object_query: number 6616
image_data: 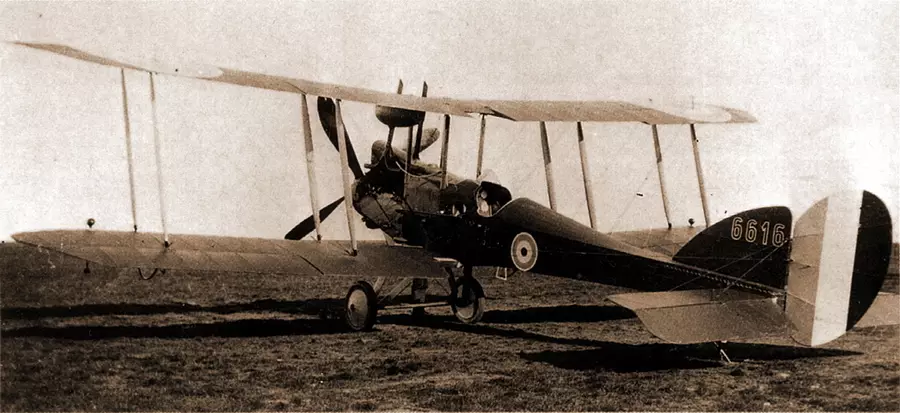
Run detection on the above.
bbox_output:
[730,217,786,247]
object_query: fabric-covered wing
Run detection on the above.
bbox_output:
[11,230,449,278]
[9,41,755,124]
[607,226,702,258]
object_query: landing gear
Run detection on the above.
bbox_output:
[450,267,485,324]
[340,264,487,331]
[345,281,378,331]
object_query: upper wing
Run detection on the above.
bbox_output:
[11,230,451,278]
[9,41,755,124]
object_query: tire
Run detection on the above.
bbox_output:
[345,280,378,331]
[451,276,486,324]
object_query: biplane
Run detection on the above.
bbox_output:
[7,41,896,350]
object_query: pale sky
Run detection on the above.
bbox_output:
[1,1,897,242]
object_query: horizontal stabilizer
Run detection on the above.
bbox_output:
[608,289,788,344]
[853,293,900,328]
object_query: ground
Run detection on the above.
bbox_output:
[1,243,898,411]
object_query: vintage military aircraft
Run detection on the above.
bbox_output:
[7,41,896,349]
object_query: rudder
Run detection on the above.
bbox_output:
[786,190,893,346]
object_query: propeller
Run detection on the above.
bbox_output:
[284,197,344,240]
[317,97,364,180]
[284,98,364,241]
[284,86,439,241]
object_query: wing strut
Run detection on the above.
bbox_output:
[539,121,557,211]
[576,122,597,229]
[119,69,139,232]
[299,93,322,241]
[651,124,672,229]
[689,124,711,228]
[334,99,358,254]
[439,114,451,189]
[149,73,170,247]
[476,114,487,178]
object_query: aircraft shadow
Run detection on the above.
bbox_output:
[2,318,346,340]
[0,298,344,320]
[1,298,348,340]
[481,304,635,324]
[520,343,860,373]
[382,316,861,372]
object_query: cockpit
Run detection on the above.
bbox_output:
[439,179,511,218]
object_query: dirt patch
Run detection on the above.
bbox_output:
[1,243,898,411]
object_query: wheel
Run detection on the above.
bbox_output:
[450,275,486,324]
[345,281,378,331]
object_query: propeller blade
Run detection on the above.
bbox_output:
[383,79,405,157]
[284,197,345,240]
[316,97,364,179]
[417,128,441,153]
[405,127,440,154]
[413,81,428,159]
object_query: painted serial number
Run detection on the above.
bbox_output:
[730,217,786,247]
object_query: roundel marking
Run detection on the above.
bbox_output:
[510,232,538,272]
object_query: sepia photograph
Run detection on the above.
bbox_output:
[1,1,897,411]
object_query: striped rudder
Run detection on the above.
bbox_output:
[786,191,893,346]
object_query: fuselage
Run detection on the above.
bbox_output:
[349,140,781,296]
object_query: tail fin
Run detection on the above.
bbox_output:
[786,191,893,346]
[673,206,793,289]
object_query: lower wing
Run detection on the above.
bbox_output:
[11,230,450,279]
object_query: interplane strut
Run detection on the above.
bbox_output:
[299,94,322,241]
[539,121,557,211]
[576,122,597,229]
[334,99,358,254]
[651,124,672,229]
[690,124,711,227]
[119,69,139,232]
[149,73,170,247]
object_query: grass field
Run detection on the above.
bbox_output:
[1,242,898,411]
